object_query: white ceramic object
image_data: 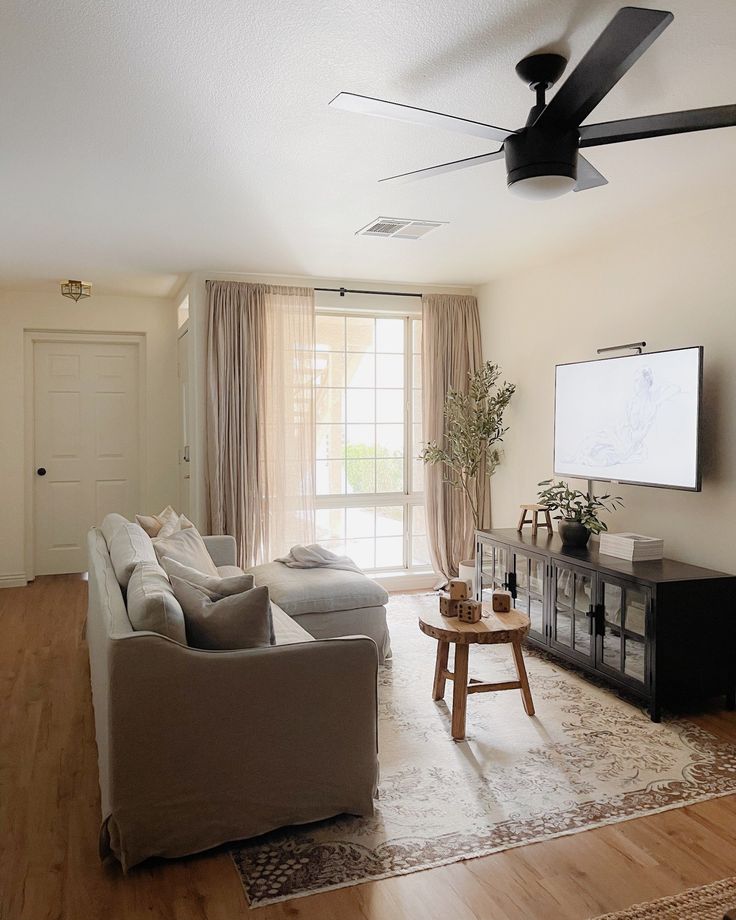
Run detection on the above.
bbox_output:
[458,559,477,598]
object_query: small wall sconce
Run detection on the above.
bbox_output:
[60,280,92,301]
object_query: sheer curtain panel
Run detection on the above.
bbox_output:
[421,293,486,582]
[205,281,315,566]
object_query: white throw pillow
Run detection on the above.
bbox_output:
[152,527,219,577]
[169,576,274,650]
[126,562,187,644]
[135,506,194,539]
[159,556,254,596]
[108,522,158,589]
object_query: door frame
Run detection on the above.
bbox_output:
[23,330,147,582]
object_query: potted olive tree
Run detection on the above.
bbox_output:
[421,362,515,585]
[537,479,623,547]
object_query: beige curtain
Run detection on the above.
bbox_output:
[422,293,486,582]
[206,281,315,566]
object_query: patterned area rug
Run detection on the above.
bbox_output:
[231,594,736,907]
[592,876,736,919]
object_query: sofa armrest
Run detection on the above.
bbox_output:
[202,534,237,567]
[105,633,379,869]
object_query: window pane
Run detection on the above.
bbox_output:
[412,389,422,424]
[346,316,375,352]
[316,388,344,424]
[376,318,404,353]
[412,319,422,354]
[375,536,403,567]
[316,424,345,459]
[346,506,375,539]
[411,534,431,567]
[346,424,375,457]
[347,389,375,423]
[316,459,345,495]
[315,351,344,388]
[321,538,346,555]
[376,389,403,423]
[412,504,426,536]
[376,505,403,536]
[412,354,422,386]
[347,352,375,388]
[347,538,375,570]
[346,458,375,493]
[376,354,404,388]
[316,508,345,542]
[412,458,424,493]
[376,458,403,493]
[376,423,403,458]
[315,314,345,352]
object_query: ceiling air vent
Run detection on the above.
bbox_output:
[356,217,447,240]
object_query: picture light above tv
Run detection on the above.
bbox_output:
[553,346,703,492]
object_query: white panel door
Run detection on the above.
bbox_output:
[177,331,191,517]
[34,340,140,575]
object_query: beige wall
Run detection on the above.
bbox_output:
[476,208,736,574]
[0,291,179,584]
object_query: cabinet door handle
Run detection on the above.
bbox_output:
[587,605,596,634]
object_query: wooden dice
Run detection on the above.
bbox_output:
[491,590,512,613]
[439,593,458,617]
[448,579,469,600]
[457,599,482,623]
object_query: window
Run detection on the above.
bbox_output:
[314,311,429,572]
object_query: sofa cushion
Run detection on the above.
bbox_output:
[160,556,254,596]
[247,562,388,617]
[126,562,187,644]
[108,522,157,589]
[100,513,130,549]
[271,603,313,646]
[136,506,195,539]
[217,565,244,579]
[170,576,274,650]
[153,527,219,577]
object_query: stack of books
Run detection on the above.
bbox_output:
[599,532,664,561]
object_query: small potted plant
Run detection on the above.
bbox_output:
[537,479,623,548]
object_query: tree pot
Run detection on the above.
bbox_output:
[558,520,591,548]
[458,559,477,597]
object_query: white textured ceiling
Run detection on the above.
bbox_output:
[1,0,735,296]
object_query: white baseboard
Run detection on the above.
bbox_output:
[0,573,28,589]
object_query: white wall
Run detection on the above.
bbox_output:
[0,290,179,584]
[177,271,473,530]
[475,207,736,573]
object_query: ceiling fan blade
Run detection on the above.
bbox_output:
[574,155,608,192]
[329,92,515,143]
[378,149,505,184]
[535,7,674,132]
[580,104,736,146]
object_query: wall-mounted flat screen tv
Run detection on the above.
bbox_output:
[554,346,703,491]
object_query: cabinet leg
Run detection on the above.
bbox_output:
[451,644,469,741]
[726,687,735,711]
[511,639,535,716]
[432,641,449,701]
[649,699,662,723]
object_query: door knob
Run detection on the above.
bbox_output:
[36,467,47,476]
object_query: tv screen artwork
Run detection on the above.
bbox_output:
[554,346,702,491]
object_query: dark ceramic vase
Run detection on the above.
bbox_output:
[558,520,590,548]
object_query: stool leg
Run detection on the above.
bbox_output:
[432,640,449,700]
[531,512,538,539]
[517,509,527,531]
[451,644,470,741]
[544,510,553,531]
[511,639,535,716]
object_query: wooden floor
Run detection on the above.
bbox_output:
[2,575,736,920]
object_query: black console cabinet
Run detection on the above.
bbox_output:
[475,528,736,721]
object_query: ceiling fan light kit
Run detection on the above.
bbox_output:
[330,6,736,202]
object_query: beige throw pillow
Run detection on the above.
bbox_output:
[135,506,194,539]
[108,522,158,589]
[169,576,274,650]
[159,556,254,595]
[153,527,219,576]
[126,562,187,644]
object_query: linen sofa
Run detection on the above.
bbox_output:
[86,524,380,871]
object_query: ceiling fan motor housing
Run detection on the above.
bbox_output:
[504,126,580,188]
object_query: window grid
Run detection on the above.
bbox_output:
[314,311,428,572]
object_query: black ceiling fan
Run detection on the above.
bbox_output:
[329,6,736,200]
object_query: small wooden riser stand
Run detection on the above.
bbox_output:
[517,503,553,539]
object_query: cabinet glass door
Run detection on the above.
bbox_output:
[478,541,510,602]
[550,561,595,663]
[597,577,650,688]
[511,550,546,641]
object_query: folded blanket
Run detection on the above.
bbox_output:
[275,544,362,574]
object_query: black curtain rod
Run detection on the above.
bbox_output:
[314,286,422,298]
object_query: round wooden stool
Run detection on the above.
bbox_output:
[418,605,535,741]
